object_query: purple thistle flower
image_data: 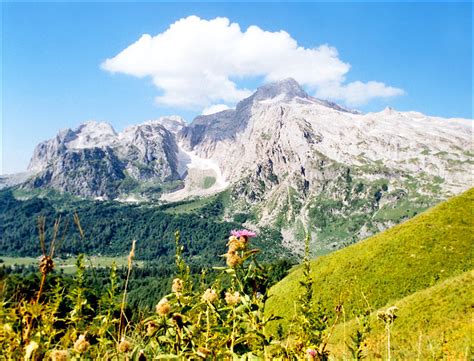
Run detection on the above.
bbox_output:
[230,229,257,238]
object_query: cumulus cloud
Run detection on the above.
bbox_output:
[202,104,231,115]
[317,81,405,106]
[102,16,403,109]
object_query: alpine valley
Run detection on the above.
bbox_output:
[1,79,472,257]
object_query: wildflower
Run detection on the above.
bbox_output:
[230,229,257,238]
[202,288,218,303]
[118,337,132,353]
[172,278,184,294]
[50,350,68,361]
[39,255,54,274]
[230,234,251,251]
[377,310,386,321]
[386,306,398,316]
[146,321,158,336]
[377,306,398,324]
[239,235,249,247]
[306,348,317,360]
[225,291,240,305]
[24,341,38,360]
[377,306,399,360]
[228,235,238,243]
[225,251,242,268]
[227,236,242,252]
[156,298,171,316]
[74,334,90,354]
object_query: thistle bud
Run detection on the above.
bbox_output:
[172,278,184,294]
[201,288,218,303]
[118,337,132,353]
[225,291,240,305]
[50,350,68,361]
[156,298,171,316]
[74,334,90,354]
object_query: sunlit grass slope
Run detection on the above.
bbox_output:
[329,270,473,359]
[266,187,473,332]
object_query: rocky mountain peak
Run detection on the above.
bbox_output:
[144,116,186,134]
[253,78,309,102]
[67,121,117,149]
[381,106,397,114]
[79,120,116,133]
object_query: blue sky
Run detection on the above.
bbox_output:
[1,1,472,174]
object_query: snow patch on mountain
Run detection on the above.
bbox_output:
[161,143,229,202]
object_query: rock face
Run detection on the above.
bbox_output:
[182,79,471,193]
[25,117,185,199]
[31,147,125,199]
[16,78,473,252]
[175,78,473,254]
[116,122,180,182]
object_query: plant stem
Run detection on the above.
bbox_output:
[320,306,341,355]
[231,307,236,354]
[35,272,47,304]
[118,263,132,340]
[118,240,135,340]
[417,331,422,360]
[387,325,391,361]
[206,305,210,348]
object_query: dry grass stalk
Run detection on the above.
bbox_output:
[118,240,136,341]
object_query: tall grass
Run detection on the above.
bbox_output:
[0,225,337,359]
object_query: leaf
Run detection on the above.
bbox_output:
[156,355,180,360]
[266,315,282,322]
[181,305,192,313]
[158,335,174,343]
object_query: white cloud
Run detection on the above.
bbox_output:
[202,104,231,115]
[317,81,405,106]
[102,16,403,110]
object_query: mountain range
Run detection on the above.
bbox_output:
[2,78,472,254]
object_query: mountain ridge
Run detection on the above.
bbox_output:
[2,78,472,254]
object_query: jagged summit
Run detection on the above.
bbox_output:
[180,78,360,150]
[68,121,117,149]
[25,117,184,198]
[242,78,358,114]
[2,75,470,258]
[144,116,186,134]
[252,78,309,101]
[7,75,472,216]
[80,120,116,131]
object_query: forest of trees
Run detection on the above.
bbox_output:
[0,188,296,311]
[0,189,291,264]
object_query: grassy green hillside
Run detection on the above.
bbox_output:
[266,187,473,333]
[328,270,473,359]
